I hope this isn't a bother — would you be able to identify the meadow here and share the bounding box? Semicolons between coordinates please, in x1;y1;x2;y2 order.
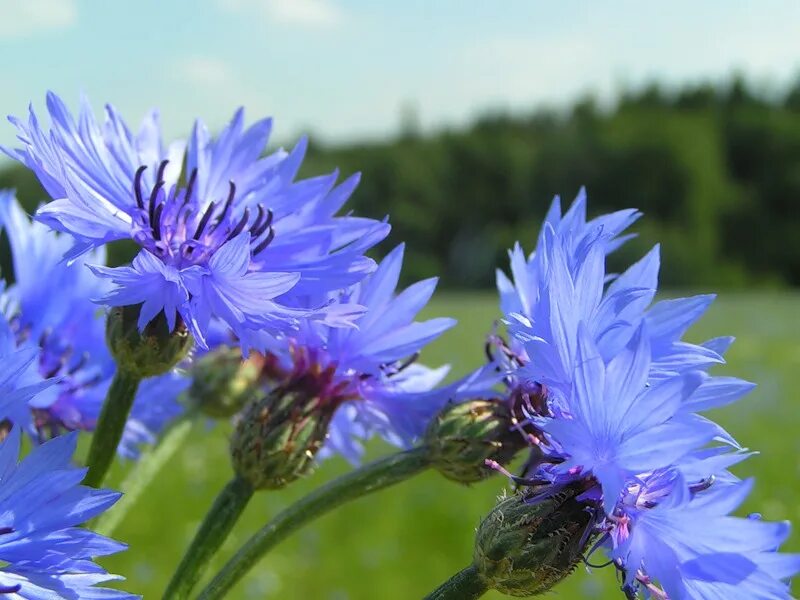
101;291;800;599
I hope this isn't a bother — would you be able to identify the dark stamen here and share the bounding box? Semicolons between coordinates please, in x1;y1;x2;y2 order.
250;205;267;234
193;201;216;240
689;475;715;494
0;584;21;594
152;203;165;240
0;527;13;536
219;182;236;222
67;352;89;376
148;181;165;224
209;183;236;235
386;352;420;375
134;165;147;209
252;227;275;255
251;207;274;238
182;168;198;207
226;207;250;241
154;159;169;184
148;160;170;223
484;340;496;364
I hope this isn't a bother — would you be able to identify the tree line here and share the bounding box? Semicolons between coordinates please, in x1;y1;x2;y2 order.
2;76;799;289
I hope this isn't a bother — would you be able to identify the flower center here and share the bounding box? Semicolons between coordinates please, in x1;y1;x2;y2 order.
132;161;277;268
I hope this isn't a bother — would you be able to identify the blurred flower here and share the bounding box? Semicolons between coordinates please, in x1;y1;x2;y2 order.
0;317;53;430
4;93;389;349
246;244;461;464
0;428;136;598
0;191;188;458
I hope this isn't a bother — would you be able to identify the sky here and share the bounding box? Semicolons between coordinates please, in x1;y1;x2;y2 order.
0;0;798;148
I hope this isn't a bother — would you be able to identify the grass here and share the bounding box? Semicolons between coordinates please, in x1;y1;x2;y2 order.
100;291;800;599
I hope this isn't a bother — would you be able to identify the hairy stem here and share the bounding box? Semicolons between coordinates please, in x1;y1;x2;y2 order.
163;475;254;599
423;565;488;600
197;446;431;599
84;370;141;488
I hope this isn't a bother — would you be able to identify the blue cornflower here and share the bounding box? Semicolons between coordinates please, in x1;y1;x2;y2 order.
0;191;189;457
506;224;727;397
252;244;459;463
481;192;800;597
613;477;800;599
496;188;641;319
539;324;719;513
0;427;136;598
0;312;54;431
5;93;389;348
507;312;795;599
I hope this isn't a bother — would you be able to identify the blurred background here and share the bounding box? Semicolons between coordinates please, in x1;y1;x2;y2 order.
1;1;799;598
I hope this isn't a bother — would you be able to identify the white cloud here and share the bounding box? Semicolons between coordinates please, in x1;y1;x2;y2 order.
0;0;77;39
218;0;344;29
177;57;236;87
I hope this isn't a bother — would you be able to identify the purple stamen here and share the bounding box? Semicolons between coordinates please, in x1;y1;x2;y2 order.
0;584;21;594
152;202;164;240
252;227;275;255
689;475;715;495
250;205;267;234
148;160;169;223
210;182;236;234
133;165;147;209
182;168;198;207
193;201;216;240
226;207;250;241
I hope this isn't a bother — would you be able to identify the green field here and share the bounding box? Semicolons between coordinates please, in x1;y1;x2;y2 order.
100;292;800;599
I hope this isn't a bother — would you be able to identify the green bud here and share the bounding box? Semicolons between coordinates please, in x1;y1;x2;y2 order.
474;486;594;596
189;349;264;419
106;304;193;378
424;399;528;484
229;373;336;490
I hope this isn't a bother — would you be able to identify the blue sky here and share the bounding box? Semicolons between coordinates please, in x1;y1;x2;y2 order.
1;0;798;147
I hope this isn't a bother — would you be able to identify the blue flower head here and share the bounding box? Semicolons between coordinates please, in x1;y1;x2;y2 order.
496;188;641;319
491;192;798;598
0;191;189;457
0;428;136;598
5;94;389;349
506;222;727;398
255;244;457;463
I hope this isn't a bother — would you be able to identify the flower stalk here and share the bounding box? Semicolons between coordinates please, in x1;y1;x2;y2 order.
84;369;141;487
197;446;431;600
423;565;488;600
163;475;255;600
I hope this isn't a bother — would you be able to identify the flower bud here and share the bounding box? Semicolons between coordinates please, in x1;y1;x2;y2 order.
424;398;528;484
106;305;192;378
474;486;593;596
229;370;337;490
188;349;264;419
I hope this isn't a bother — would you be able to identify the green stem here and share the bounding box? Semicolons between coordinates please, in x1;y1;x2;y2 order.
197;446;431;600
163;475;254;600
84;369;141;488
94;415;196;537
423;565;488;600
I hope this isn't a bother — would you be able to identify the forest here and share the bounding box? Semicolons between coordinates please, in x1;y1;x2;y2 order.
2;76;799;289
